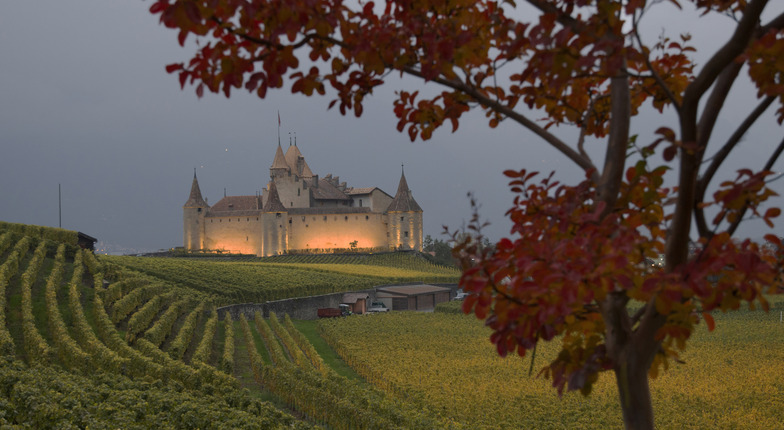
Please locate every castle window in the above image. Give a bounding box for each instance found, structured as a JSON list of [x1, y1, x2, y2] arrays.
[[297, 189, 300, 196], [344, 216, 348, 221], [238, 218, 240, 222], [246, 236, 248, 241], [228, 219, 230, 222], [247, 218, 249, 221], [289, 219, 292, 224], [291, 202, 293, 207], [210, 220, 213, 223], [400, 216, 404, 221], [365, 216, 369, 220], [323, 216, 327, 221], [405, 231, 409, 237], [302, 217, 305, 222], [197, 208, 202, 212], [276, 213, 281, 218], [359, 199, 362, 207], [256, 217, 259, 221]]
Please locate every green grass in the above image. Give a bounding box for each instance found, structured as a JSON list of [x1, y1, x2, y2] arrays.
[[292, 319, 362, 381]]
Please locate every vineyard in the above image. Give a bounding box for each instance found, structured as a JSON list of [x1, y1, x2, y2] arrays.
[[0, 227, 320, 428], [104, 252, 458, 305], [0, 223, 454, 428], [3, 221, 782, 428], [317, 303, 784, 429]]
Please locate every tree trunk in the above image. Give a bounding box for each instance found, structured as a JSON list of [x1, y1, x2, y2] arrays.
[[613, 352, 655, 430]]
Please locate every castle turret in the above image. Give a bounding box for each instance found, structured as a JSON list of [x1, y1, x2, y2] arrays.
[[183, 171, 209, 250], [261, 181, 288, 256], [270, 143, 289, 179], [386, 167, 423, 251]]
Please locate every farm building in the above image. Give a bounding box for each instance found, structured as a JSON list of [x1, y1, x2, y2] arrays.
[[342, 292, 369, 314], [375, 284, 452, 311]]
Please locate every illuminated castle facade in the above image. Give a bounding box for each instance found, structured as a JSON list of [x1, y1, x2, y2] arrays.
[[183, 143, 423, 256]]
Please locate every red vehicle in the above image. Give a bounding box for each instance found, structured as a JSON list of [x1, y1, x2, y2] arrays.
[[317, 304, 352, 318]]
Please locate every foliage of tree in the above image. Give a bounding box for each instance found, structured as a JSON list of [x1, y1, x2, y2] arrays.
[[422, 234, 457, 267], [149, 1, 784, 428]]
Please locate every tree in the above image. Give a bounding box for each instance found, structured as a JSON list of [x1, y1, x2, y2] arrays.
[[149, 1, 784, 428]]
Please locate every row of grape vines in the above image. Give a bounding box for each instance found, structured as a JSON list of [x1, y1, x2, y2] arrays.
[[235, 310, 443, 429], [317, 308, 784, 429], [105, 254, 457, 305], [0, 228, 314, 429]]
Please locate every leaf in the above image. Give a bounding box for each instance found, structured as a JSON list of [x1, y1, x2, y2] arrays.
[[764, 207, 781, 219], [702, 312, 715, 331]]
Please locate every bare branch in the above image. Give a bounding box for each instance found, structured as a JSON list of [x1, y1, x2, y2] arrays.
[[669, 0, 768, 269], [681, 0, 768, 119], [694, 96, 775, 237], [696, 63, 742, 152], [596, 71, 631, 213]]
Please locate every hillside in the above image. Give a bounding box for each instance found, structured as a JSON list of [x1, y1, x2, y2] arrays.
[[0, 222, 453, 428]]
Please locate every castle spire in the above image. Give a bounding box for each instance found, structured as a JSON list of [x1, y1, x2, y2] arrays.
[[270, 143, 289, 171], [386, 167, 422, 212], [183, 171, 208, 208]]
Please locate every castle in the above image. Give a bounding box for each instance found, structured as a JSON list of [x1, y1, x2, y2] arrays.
[[183, 143, 423, 256]]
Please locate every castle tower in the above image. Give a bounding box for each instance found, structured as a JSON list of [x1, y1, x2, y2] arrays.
[[270, 143, 290, 179], [386, 167, 423, 251], [183, 171, 209, 250], [261, 181, 288, 256]]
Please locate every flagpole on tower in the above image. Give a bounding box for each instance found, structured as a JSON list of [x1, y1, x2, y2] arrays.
[[277, 111, 281, 145]]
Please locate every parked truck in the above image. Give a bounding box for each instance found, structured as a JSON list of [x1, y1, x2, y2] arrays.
[[317, 304, 352, 318], [367, 301, 389, 313]]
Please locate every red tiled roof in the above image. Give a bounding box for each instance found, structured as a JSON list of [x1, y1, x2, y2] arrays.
[[208, 195, 261, 212], [312, 179, 351, 200]]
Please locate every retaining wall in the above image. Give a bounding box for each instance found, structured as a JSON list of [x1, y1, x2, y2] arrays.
[[217, 283, 458, 320]]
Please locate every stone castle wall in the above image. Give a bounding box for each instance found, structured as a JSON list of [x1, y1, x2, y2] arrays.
[[286, 212, 390, 252]]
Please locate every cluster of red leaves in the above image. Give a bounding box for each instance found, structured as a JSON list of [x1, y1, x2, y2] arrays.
[[453, 164, 782, 395], [147, 0, 784, 142]]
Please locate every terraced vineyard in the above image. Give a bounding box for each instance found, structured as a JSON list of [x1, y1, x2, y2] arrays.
[[0, 222, 454, 428], [0, 227, 315, 428], [318, 303, 784, 429]]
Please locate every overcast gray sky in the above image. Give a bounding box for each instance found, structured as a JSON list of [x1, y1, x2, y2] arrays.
[[1, 1, 781, 253]]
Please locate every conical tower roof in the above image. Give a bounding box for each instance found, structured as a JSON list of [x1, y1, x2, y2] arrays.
[[386, 168, 422, 212], [263, 181, 287, 212], [285, 144, 314, 178], [270, 143, 290, 170], [183, 171, 209, 208]]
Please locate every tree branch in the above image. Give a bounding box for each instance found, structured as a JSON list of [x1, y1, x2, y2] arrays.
[[597, 71, 631, 213], [694, 95, 775, 237], [669, 0, 768, 268], [681, 0, 768, 117], [696, 62, 742, 151], [631, 13, 682, 113], [726, 134, 784, 236], [401, 66, 600, 177]]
